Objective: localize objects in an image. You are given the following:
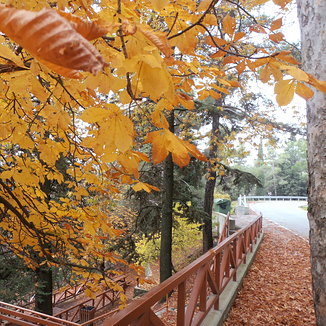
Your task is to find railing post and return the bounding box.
[177,282,186,326]
[199,269,207,312]
[232,239,237,281]
[214,252,221,310]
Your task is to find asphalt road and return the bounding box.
[249,200,309,238]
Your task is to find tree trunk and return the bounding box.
[203,111,220,252]
[160,111,174,283]
[297,1,326,324]
[35,265,53,315]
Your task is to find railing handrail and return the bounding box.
[104,215,263,325]
[245,195,307,201]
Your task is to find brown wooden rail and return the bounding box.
[20,283,87,310]
[0,275,127,326]
[0,301,79,326]
[104,215,263,326]
[54,274,128,322]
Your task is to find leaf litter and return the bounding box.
[224,219,315,325]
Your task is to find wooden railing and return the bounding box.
[245,195,307,202]
[0,275,128,326]
[0,301,79,326]
[104,215,263,326]
[20,283,87,309]
[54,274,127,323]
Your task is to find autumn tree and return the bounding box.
[297,1,326,324]
[0,0,325,317]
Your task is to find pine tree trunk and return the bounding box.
[160,111,174,283]
[203,111,220,252]
[35,265,53,315]
[297,1,326,324]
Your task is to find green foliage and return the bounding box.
[230,138,308,197]
[0,251,34,304]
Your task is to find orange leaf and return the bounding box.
[271,18,283,31]
[138,25,172,57]
[277,54,300,65]
[145,129,205,167]
[260,65,271,83]
[145,130,170,165]
[37,58,82,79]
[307,75,326,93]
[0,6,106,75]
[151,109,169,129]
[269,32,284,43]
[295,82,314,100]
[250,24,266,34]
[223,15,236,36]
[233,32,246,42]
[176,92,194,110]
[236,61,246,74]
[272,0,292,9]
[57,10,109,40]
[211,51,226,59]
[223,55,241,64]
[183,142,207,162]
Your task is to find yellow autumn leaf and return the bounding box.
[0,44,25,67]
[197,0,212,11]
[145,129,170,164]
[132,182,160,193]
[151,109,169,129]
[80,107,110,123]
[295,82,314,100]
[139,64,171,100]
[149,0,169,11]
[223,15,236,36]
[118,154,139,178]
[274,79,295,106]
[84,288,96,299]
[281,65,309,82]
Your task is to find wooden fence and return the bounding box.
[104,215,263,326]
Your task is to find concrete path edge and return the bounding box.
[201,232,264,326]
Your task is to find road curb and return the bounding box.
[201,232,264,326]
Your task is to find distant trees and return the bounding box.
[229,138,308,198]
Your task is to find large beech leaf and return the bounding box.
[0,5,107,76]
[57,10,109,41]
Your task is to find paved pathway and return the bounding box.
[249,201,309,238]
